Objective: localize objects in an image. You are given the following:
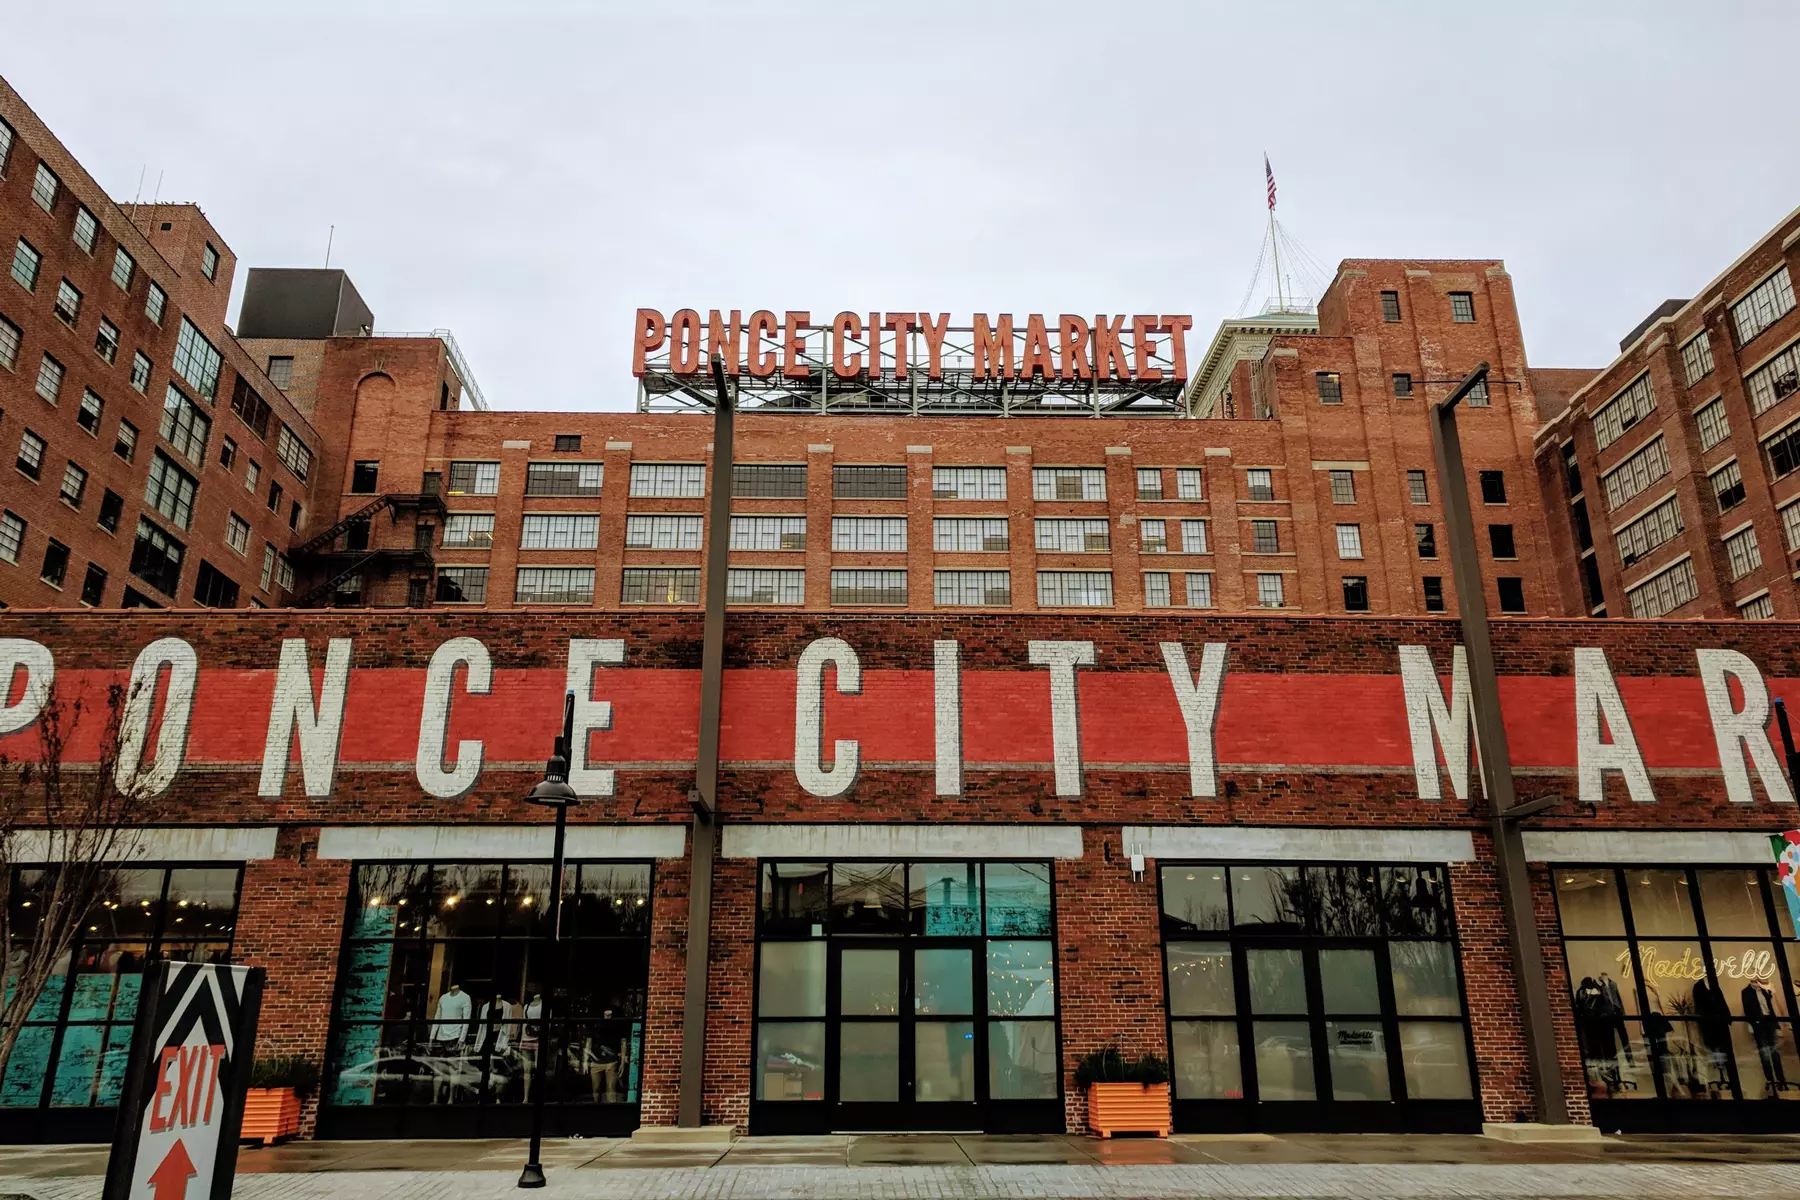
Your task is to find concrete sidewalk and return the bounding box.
[4,1133,1800,1198]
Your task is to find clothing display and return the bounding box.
[430,985,471,1045]
[478,997,515,1055]
[1743,980,1789,1092]
[1598,975,1633,1065]
[1691,978,1733,1081]
[1573,976,1624,1093]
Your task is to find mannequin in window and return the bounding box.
[1691,976,1733,1091]
[518,991,544,1100]
[1572,976,1622,1095]
[430,983,470,1050]
[1598,972,1635,1070]
[1743,977,1789,1093]
[478,992,515,1095]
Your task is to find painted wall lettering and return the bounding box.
[934,640,962,797]
[565,639,626,797]
[115,637,198,796]
[1161,642,1229,798]
[1029,640,1095,797]
[1399,645,1475,802]
[1574,646,1655,804]
[416,637,493,800]
[0,639,53,736]
[258,638,354,799]
[795,637,861,798]
[1696,648,1795,805]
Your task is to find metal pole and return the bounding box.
[519,693,575,1188]
[1430,362,1568,1125]
[677,358,734,1127]
[1775,699,1800,800]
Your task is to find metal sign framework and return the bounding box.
[637,322,1188,418]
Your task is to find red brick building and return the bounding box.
[1,611,1797,1143]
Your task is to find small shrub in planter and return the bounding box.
[244,1055,318,1145]
[249,1055,321,1096]
[1075,1046,1171,1138]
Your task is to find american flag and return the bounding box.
[1264,155,1277,212]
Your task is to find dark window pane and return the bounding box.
[910,862,980,936]
[1379,866,1448,937]
[568,863,652,938]
[831,863,906,933]
[425,864,505,939]
[1161,866,1229,934]
[1232,866,1306,932]
[760,863,828,936]
[1313,866,1380,936]
[1555,870,1625,936]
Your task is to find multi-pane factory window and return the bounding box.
[1181,519,1208,553]
[192,561,237,608]
[447,461,500,496]
[629,463,705,497]
[16,429,45,479]
[1329,470,1356,504]
[553,434,581,452]
[933,570,1011,607]
[1783,500,1800,552]
[1184,571,1214,608]
[72,205,97,253]
[1423,576,1444,612]
[514,566,595,605]
[225,512,250,554]
[95,318,119,363]
[1342,576,1370,612]
[0,314,18,370]
[1031,467,1106,501]
[275,425,312,480]
[1381,290,1402,322]
[130,351,151,393]
[30,162,58,212]
[1036,571,1113,607]
[145,282,166,325]
[112,248,135,292]
[435,566,488,604]
[53,278,81,325]
[442,513,495,547]
[1415,523,1437,559]
[1450,292,1475,323]
[11,239,40,291]
[1316,372,1342,404]
[1745,340,1800,416]
[1137,467,1164,499]
[79,564,106,607]
[1245,469,1275,501]
[159,385,211,466]
[231,377,272,438]
[173,318,222,400]
[1393,373,1413,399]
[130,519,184,596]
[114,419,137,463]
[932,466,1006,500]
[621,567,700,604]
[0,511,23,564]
[1407,470,1429,505]
[833,465,907,499]
[265,356,293,388]
[1724,525,1763,581]
[1710,459,1745,512]
[1681,333,1715,385]
[521,514,600,550]
[933,518,1008,552]
[36,353,63,403]
[59,462,86,508]
[831,516,907,552]
[630,514,707,549]
[1335,524,1363,559]
[1489,524,1517,559]
[1176,468,1204,499]
[831,569,908,605]
[1731,267,1796,345]
[1139,519,1168,553]
[1614,495,1683,567]
[0,119,10,175]
[1143,572,1172,607]
[1625,556,1698,618]
[200,243,220,281]
[1256,574,1285,607]
[1592,372,1657,450]
[1740,593,1776,621]
[727,568,806,605]
[524,461,603,496]
[1695,398,1730,451]
[1466,379,1490,408]
[98,490,123,533]
[145,451,198,530]
[1035,518,1110,553]
[1600,437,1669,511]
[1251,520,1280,554]
[733,463,807,498]
[728,516,805,551]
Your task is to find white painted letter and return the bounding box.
[1399,645,1474,802]
[1574,646,1655,804]
[259,638,354,798]
[1162,642,1229,798]
[0,640,53,735]
[115,638,197,795]
[1029,640,1095,797]
[1697,648,1795,805]
[934,640,962,796]
[565,639,626,797]
[416,638,493,800]
[795,637,861,797]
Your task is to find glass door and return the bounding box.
[832,941,981,1129]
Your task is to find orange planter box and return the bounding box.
[1086,1082,1171,1138]
[241,1087,302,1145]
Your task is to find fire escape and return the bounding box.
[291,483,446,608]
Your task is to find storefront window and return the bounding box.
[752,860,1058,1131]
[324,860,651,1122]
[2,865,240,1113]
[1160,861,1476,1130]
[1554,866,1800,1109]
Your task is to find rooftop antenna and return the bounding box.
[149,169,164,212]
[129,164,146,225]
[325,225,334,267]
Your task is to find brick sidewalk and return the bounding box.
[9,1162,1800,1200]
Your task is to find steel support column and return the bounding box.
[678,359,734,1128]
[1430,362,1569,1124]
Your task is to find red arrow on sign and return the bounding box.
[147,1138,197,1200]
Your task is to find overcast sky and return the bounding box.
[7,2,1798,411]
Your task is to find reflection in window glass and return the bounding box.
[1233,867,1304,932]
[911,862,980,936]
[915,1021,976,1101]
[1556,870,1626,936]
[988,941,1055,1016]
[761,863,828,936]
[1246,948,1307,1014]
[832,863,906,933]
[1389,942,1462,1016]
[1399,1022,1473,1099]
[1318,949,1380,1013]
[838,1024,899,1101]
[839,950,899,1016]
[1314,867,1380,937]
[1698,870,1770,937]
[1380,866,1448,937]
[914,948,974,1015]
[756,1023,825,1101]
[1165,943,1235,1017]
[1253,1021,1317,1100]
[1625,870,1697,935]
[758,942,827,1018]
[1326,1021,1390,1100]
[1171,1021,1241,1099]
[984,863,1051,936]
[989,1020,1058,1099]
[1162,866,1230,934]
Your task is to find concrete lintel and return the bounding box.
[316,824,688,861]
[1105,446,1133,456]
[12,827,283,863]
[1312,460,1370,472]
[807,443,834,453]
[1006,445,1032,455]
[907,445,933,454]
[605,441,634,451]
[720,824,1085,860]
[1269,348,1300,359]
[1521,829,1784,864]
[502,440,531,450]
[1204,447,1232,457]
[1124,826,1476,863]
[1405,269,1433,278]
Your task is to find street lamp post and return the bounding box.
[1429,362,1569,1125]
[518,690,579,1190]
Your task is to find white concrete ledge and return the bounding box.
[720,824,1084,860]
[1124,826,1476,863]
[1522,829,1783,864]
[13,827,281,863]
[316,825,687,861]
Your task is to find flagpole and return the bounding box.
[1265,155,1285,311]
